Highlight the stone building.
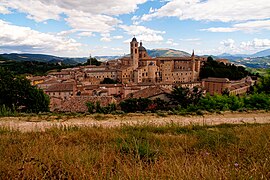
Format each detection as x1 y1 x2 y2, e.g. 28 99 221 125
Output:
202 77 253 95
118 37 204 84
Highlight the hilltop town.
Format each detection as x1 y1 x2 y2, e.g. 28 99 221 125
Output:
29 37 255 112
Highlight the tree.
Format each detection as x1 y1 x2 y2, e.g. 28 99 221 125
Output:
0 68 50 113
254 70 270 94
85 57 101 66
100 78 119 84
168 86 202 108
200 58 252 80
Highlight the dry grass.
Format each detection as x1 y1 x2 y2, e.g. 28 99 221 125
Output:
0 123 269 179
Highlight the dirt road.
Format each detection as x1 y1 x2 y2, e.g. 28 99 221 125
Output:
0 112 270 132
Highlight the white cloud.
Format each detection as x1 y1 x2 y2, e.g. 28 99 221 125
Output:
78 32 94 37
166 39 179 46
0 0 147 34
100 34 123 42
0 20 81 54
141 0 270 23
179 38 200 42
120 25 165 43
111 48 123 51
0 5 10 14
113 35 123 40
220 39 235 49
64 11 121 33
240 38 270 49
202 20 270 33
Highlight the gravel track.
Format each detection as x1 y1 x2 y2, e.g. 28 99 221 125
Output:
0 112 270 132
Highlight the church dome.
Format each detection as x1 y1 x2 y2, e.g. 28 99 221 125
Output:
139 46 146 51
131 37 137 42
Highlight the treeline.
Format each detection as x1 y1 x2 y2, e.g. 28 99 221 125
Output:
0 68 50 116
0 60 77 76
200 57 254 80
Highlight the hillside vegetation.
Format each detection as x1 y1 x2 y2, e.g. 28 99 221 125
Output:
0 123 269 179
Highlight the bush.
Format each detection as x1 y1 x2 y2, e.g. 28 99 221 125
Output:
85 101 117 114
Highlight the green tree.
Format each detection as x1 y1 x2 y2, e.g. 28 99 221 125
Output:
168 86 202 108
0 68 49 113
100 78 119 84
254 70 270 94
85 57 101 66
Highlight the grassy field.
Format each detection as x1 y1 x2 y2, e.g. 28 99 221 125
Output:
0 123 269 179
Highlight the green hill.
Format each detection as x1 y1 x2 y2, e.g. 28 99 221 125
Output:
0 53 86 65
147 48 191 57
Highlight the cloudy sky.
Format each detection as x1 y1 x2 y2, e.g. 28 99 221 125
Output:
0 0 270 57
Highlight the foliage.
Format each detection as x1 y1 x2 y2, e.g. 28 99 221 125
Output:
85 101 116 114
168 86 203 108
119 98 168 113
0 68 50 113
253 70 270 94
0 60 77 76
243 93 270 110
0 55 8 61
100 78 119 84
0 105 17 117
84 57 101 66
200 57 252 80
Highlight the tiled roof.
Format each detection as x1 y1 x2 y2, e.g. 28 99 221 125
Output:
48 71 70 75
203 77 230 83
125 86 171 99
46 83 74 92
29 76 46 81
230 83 250 91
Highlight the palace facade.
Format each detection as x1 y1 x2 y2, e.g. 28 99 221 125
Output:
118 37 205 84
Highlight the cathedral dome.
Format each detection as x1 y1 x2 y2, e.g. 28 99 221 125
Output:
139 46 146 51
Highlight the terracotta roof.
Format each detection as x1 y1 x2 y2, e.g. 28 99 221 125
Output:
48 71 70 75
230 83 250 91
125 86 171 99
203 77 230 83
39 79 61 85
29 76 46 81
46 83 74 92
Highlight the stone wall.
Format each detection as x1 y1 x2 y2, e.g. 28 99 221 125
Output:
51 96 117 112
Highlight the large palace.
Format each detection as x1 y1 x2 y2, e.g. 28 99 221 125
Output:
115 37 204 84
29 37 253 112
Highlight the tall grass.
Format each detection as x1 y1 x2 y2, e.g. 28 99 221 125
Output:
0 124 269 179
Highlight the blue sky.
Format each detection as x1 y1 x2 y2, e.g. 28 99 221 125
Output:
0 0 270 57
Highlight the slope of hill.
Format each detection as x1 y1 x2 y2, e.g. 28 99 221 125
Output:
147 48 190 57
95 56 120 62
0 53 85 65
252 49 270 57
0 55 8 62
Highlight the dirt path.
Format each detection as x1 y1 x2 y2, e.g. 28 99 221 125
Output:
0 112 270 132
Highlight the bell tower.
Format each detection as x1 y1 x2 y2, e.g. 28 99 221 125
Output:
130 36 139 69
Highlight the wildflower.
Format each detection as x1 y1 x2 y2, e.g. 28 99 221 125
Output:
234 162 239 168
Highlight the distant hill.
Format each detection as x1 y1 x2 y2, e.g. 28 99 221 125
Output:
252 49 270 57
0 53 87 65
147 48 190 57
94 49 191 62
0 55 8 62
95 56 120 62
